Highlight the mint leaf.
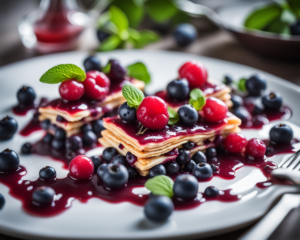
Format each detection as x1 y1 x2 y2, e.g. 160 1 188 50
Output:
109 6 128 32
167 107 179 125
127 62 151 84
122 84 144 109
244 4 282 30
40 64 86 84
146 0 178 23
237 78 247 92
102 62 111 74
98 35 121 51
189 89 206 111
145 175 174 198
133 30 159 48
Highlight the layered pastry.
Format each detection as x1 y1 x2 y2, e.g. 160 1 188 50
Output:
99 84 241 176
38 62 145 137
155 61 232 110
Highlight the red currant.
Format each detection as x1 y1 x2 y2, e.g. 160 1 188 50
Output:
202 97 228 123
178 61 208 88
83 71 110 100
69 155 94 180
224 133 247 153
245 138 266 159
136 96 169 130
59 80 84 101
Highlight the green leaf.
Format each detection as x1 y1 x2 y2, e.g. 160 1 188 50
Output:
265 18 290 35
288 0 300 18
113 0 144 28
244 4 282 30
98 35 122 51
102 62 111 74
109 6 128 32
126 62 151 84
237 78 247 92
122 84 144 109
145 175 174 198
133 30 159 48
146 0 178 23
96 12 110 29
167 107 179 125
280 9 297 24
40 64 86 84
189 88 206 111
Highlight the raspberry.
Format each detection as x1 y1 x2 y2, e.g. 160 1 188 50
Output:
202 97 228 123
224 133 247 153
83 71 110 100
59 80 84 101
178 61 208 88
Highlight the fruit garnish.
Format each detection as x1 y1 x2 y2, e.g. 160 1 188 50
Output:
69 155 94 180
224 133 248 153
245 74 267 96
39 166 56 181
269 123 293 144
100 163 129 189
83 70 110 100
173 174 198 199
119 102 137 123
0 148 20 172
137 96 169 130
202 97 228 123
145 175 174 198
245 138 266 159
144 195 174 222
17 86 36 106
193 162 213 180
262 92 282 111
32 186 55 205
83 55 101 72
178 104 198 126
167 78 190 101
59 79 84 101
0 116 18 141
178 61 208 88
189 88 206 111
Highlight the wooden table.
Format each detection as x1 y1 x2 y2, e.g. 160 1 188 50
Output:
1 0 300 239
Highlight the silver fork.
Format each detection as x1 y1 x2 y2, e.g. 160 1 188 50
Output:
271 150 300 185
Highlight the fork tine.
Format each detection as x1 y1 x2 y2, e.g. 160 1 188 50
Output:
280 150 300 169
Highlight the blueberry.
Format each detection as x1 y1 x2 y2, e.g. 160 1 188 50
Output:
108 59 126 81
178 105 198 126
96 29 111 42
206 148 216 159
111 154 127 166
40 119 51 130
253 103 264 115
173 23 197 47
102 147 119 163
184 160 196 173
192 151 207 164
149 165 166 178
42 133 54 144
176 149 191 165
127 166 139 179
81 123 92 133
193 162 213 180
204 186 219 197
223 75 233 85
182 141 195 150
144 195 174 222
173 174 198 199
262 92 282 111
17 86 36 106
51 139 65 150
39 166 56 181
118 102 137 123
167 79 190 101
245 74 267 96
101 163 129 189
231 95 243 109
21 142 33 154
232 107 251 124
165 161 180 174
83 56 101 72
290 21 300 36
126 152 137 166
92 119 105 136
82 131 97 146
0 116 18 140
90 156 102 172
54 128 66 140
269 123 293 144
65 136 83 151
32 186 55 205
0 149 19 172
0 194 4 210
210 164 218 173
97 163 108 179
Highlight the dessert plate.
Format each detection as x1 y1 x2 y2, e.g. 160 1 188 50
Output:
0 50 299 240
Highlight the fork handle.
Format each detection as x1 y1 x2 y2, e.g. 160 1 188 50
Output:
271 168 300 185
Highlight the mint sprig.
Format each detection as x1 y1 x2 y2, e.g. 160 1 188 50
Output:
122 84 144 109
168 107 179 125
189 89 206 111
127 62 151 85
145 175 174 198
40 64 86 84
237 78 247 92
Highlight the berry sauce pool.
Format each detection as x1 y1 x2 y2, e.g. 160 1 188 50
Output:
0 139 297 217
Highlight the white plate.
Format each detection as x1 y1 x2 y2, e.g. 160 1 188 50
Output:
0 50 299 240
